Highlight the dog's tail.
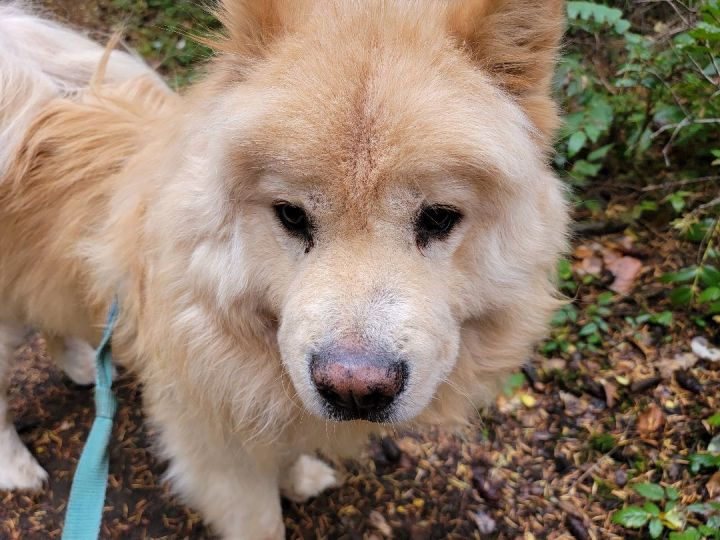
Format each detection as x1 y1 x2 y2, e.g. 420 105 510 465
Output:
0 4 165 174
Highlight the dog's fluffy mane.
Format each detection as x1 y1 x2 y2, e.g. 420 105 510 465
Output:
0 0 566 457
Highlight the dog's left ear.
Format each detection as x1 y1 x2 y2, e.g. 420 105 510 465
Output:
447 0 565 139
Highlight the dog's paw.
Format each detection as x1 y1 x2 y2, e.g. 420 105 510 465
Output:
281 455 339 503
59 338 98 386
0 430 48 491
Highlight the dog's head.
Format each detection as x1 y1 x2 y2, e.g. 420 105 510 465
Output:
131 0 567 427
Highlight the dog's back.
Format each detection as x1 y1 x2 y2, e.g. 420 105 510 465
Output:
0 6 175 337
0 5 165 173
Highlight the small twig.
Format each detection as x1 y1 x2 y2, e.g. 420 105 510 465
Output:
690 216 720 308
652 118 720 166
569 438 629 494
641 175 720 192
697 196 720 212
664 0 691 26
688 53 720 87
591 59 617 95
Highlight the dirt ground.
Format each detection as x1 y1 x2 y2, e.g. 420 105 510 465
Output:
2 3 719 539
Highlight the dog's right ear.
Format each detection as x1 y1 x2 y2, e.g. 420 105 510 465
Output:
209 0 302 59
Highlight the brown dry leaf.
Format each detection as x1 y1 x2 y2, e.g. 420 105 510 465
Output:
543 358 567 371
573 244 595 259
637 404 665 437
368 510 392 537
606 256 643 294
601 379 618 408
707 471 720 499
559 391 587 417
658 353 699 379
601 247 622 266
573 256 603 277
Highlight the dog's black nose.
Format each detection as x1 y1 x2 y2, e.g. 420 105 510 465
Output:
310 346 407 421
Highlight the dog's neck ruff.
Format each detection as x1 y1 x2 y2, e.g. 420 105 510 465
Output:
63 299 119 540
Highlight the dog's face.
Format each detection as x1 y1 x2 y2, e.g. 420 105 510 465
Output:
148 0 567 426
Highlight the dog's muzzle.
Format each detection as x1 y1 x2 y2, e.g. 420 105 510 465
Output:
310 345 407 422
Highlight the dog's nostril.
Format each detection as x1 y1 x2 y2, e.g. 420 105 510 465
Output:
310 348 406 421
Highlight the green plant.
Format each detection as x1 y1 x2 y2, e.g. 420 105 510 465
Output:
689 431 720 473
543 288 615 354
613 482 685 538
662 217 720 322
558 1 720 184
112 0 220 86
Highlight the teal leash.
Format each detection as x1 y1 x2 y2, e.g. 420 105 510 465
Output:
62 299 119 540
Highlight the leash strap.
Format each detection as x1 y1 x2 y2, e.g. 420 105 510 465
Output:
62 300 119 540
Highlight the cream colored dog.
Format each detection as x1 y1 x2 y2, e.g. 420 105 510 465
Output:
0 1 568 537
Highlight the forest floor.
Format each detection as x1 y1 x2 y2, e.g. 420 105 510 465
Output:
1 2 719 539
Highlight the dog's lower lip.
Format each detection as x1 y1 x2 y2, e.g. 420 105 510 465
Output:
323 404 392 424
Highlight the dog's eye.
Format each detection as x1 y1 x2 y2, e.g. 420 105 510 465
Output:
273 202 313 246
415 205 463 247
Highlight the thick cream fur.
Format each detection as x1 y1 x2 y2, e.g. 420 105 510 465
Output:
0 2 568 537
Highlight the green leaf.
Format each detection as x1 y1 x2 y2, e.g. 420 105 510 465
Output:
590 433 616 453
666 191 690 213
579 322 599 336
649 517 664 539
612 506 650 528
689 453 720 473
587 143 614 161
662 267 698 283
503 372 526 396
702 266 720 287
707 412 720 427
633 482 665 501
699 287 720 304
670 285 693 306
650 311 673 327
644 501 661 516
571 160 602 179
567 131 588 157
686 503 710 514
558 259 574 281
669 528 701 540
665 486 680 501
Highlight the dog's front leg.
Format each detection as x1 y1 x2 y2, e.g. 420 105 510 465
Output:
159 421 284 539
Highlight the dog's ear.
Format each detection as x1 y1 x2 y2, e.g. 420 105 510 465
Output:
209 0 302 59
447 0 565 138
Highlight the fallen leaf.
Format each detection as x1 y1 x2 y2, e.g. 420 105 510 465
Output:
615 375 630 386
601 247 622 266
692 337 720 362
637 404 665 437
520 393 537 408
543 358 567 371
574 256 603 276
573 244 595 259
708 435 720 454
707 471 720 499
606 255 643 294
658 353 699 379
469 510 497 534
676 370 703 394
601 379 618 408
560 391 588 417
368 510 392 537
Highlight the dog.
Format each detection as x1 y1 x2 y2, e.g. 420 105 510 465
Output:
0 1 568 537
